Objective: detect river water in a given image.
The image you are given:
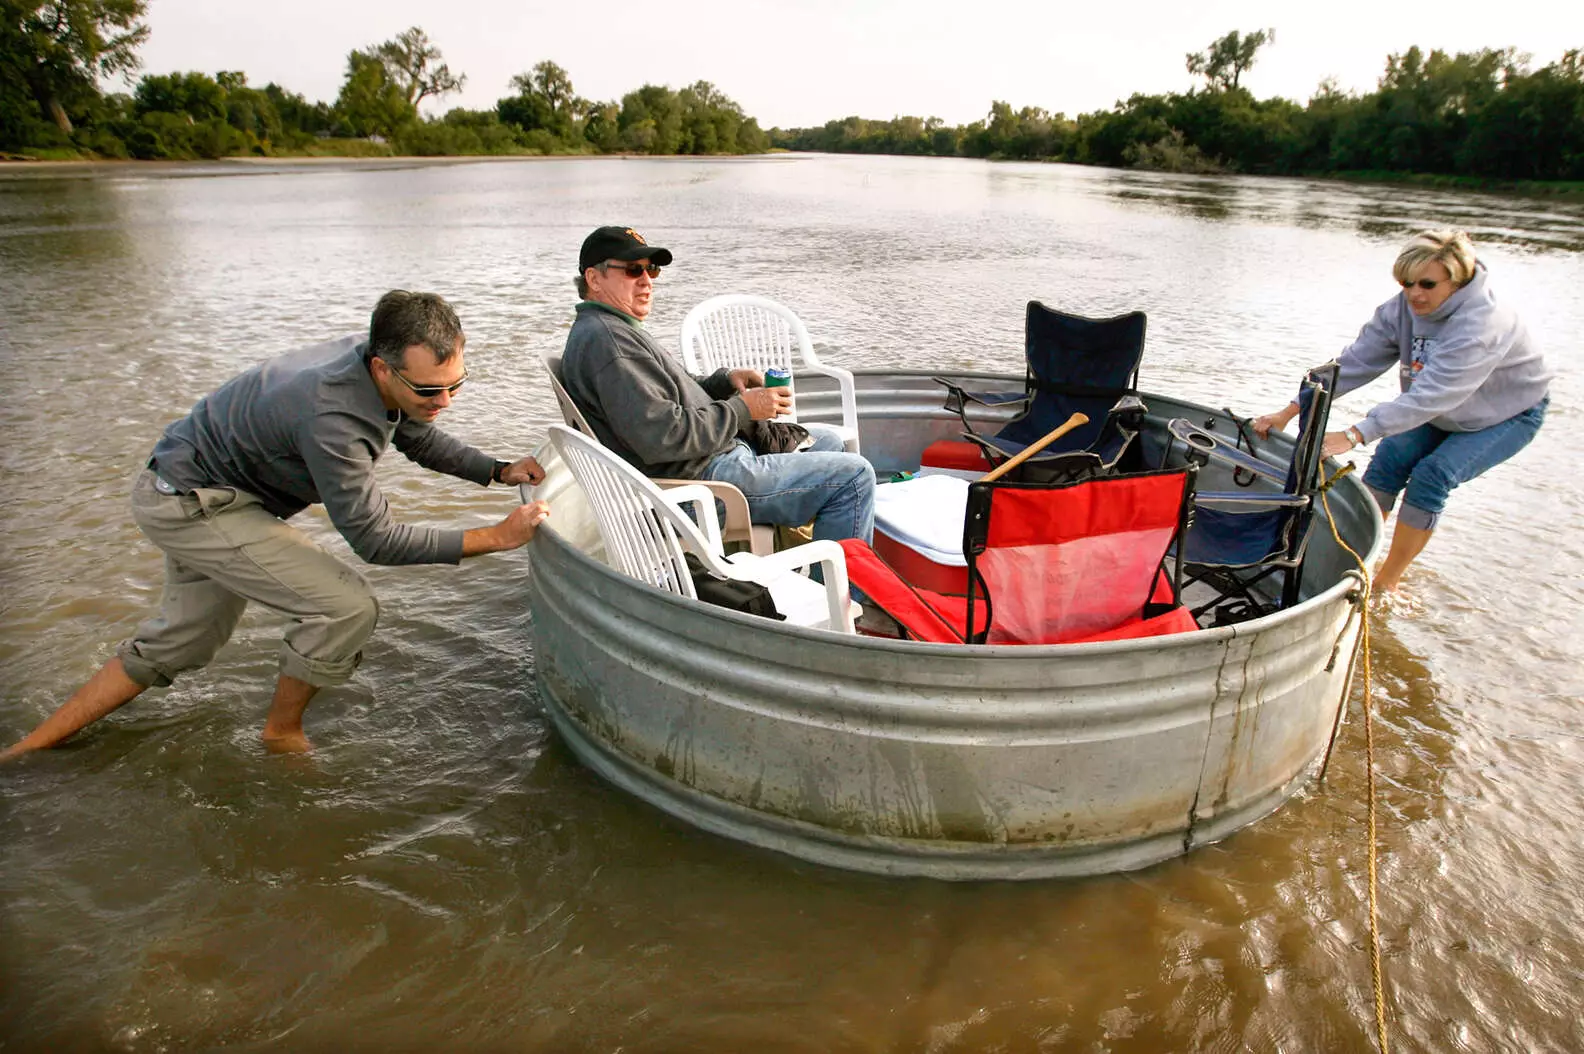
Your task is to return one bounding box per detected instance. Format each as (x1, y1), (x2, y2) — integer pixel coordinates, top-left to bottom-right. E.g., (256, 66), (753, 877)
(1, 155), (1580, 1052)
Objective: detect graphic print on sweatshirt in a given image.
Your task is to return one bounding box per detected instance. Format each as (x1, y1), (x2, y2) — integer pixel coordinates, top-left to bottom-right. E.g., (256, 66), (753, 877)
(1401, 335), (1432, 388)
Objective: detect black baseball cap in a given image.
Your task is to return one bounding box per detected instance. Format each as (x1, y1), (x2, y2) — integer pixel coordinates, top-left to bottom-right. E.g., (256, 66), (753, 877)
(578, 226), (674, 273)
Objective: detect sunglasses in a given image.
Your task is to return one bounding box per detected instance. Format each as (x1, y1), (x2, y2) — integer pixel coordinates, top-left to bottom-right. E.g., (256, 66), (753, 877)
(1400, 277), (1447, 290)
(388, 364), (468, 399)
(603, 261), (662, 279)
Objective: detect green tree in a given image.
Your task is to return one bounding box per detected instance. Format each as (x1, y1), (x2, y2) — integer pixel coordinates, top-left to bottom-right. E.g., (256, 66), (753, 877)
(1333, 46), (1514, 173)
(1186, 28), (1275, 92)
(3, 0), (149, 136)
(334, 48), (416, 138)
(133, 70), (224, 120)
(374, 26), (464, 108)
(500, 61), (576, 138)
(1460, 50), (1584, 179)
(581, 100), (621, 151)
(618, 83), (683, 153)
(263, 81), (333, 141)
(676, 79), (764, 154)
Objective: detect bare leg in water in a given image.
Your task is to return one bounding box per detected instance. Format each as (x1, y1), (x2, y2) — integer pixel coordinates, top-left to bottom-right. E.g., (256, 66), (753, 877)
(2, 661), (321, 760)
(1374, 522), (1433, 595)
(261, 675), (319, 754)
(0, 658), (146, 762)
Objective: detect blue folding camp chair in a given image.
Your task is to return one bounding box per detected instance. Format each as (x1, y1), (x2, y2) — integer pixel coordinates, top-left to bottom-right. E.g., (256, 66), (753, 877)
(928, 302), (1148, 483)
(1165, 361), (1340, 623)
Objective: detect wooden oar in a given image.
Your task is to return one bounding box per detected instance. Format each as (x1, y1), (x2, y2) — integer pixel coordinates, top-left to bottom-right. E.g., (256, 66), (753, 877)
(979, 412), (1089, 482)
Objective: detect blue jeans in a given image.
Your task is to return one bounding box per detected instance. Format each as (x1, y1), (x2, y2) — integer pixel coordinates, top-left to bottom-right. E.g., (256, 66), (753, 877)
(1363, 396), (1547, 531)
(702, 423), (876, 544)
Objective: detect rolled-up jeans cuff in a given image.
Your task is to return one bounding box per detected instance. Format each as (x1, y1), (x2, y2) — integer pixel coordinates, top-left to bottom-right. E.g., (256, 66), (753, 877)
(279, 645), (362, 687)
(1398, 503), (1439, 531)
(116, 644), (174, 688)
(1366, 485), (1397, 516)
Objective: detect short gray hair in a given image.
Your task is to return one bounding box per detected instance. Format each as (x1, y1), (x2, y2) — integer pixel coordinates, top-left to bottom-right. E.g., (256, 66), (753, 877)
(574, 262), (612, 300)
(367, 290), (464, 366)
(1393, 230), (1478, 287)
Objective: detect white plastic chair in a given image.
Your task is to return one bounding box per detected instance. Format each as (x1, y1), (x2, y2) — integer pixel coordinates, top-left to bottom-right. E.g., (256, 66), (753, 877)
(548, 425), (856, 633)
(679, 294), (861, 453)
(538, 348), (774, 557)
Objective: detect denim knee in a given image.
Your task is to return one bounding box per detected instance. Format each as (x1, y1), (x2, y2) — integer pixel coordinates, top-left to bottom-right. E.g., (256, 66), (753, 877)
(1401, 455), (1459, 518)
(816, 457), (876, 544)
(1362, 439), (1417, 497)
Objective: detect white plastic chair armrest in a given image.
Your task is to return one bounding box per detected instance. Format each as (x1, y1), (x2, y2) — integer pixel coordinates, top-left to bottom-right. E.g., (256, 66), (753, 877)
(658, 484), (725, 553)
(725, 539), (853, 632)
(653, 477), (770, 555)
(796, 361), (860, 438)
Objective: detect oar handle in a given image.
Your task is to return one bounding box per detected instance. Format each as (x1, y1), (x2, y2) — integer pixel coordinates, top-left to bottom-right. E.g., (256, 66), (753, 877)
(979, 412), (1089, 482)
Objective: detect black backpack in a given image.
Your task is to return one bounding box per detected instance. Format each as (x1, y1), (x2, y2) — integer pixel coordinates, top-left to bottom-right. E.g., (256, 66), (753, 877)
(684, 553), (785, 621)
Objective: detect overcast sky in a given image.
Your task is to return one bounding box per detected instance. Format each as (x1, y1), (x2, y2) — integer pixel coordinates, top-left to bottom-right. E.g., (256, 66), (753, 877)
(137, 0), (1578, 128)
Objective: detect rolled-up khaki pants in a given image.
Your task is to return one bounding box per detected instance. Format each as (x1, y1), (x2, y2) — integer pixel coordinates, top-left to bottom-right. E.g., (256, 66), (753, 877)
(117, 470), (379, 688)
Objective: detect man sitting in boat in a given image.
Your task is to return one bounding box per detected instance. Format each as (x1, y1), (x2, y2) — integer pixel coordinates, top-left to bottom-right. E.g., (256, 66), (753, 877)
(560, 225), (876, 545)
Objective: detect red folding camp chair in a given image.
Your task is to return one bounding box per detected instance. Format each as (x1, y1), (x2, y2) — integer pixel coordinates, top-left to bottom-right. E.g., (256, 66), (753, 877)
(843, 467), (1198, 645)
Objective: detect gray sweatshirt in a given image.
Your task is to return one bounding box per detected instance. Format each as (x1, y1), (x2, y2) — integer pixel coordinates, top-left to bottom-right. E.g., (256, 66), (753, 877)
(561, 300), (749, 478)
(148, 336), (495, 565)
(1334, 264), (1553, 443)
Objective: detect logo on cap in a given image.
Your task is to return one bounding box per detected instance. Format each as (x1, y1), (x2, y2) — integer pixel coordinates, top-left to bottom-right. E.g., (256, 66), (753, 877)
(625, 229), (646, 245)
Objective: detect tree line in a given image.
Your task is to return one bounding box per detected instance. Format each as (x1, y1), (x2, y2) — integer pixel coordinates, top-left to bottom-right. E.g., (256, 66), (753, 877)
(772, 32), (1584, 183)
(2, 5), (767, 159)
(4, 9), (1581, 184)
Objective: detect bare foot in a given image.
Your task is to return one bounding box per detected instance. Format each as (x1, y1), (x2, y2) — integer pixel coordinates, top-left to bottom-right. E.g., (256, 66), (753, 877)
(262, 728), (312, 754)
(1369, 587), (1424, 617)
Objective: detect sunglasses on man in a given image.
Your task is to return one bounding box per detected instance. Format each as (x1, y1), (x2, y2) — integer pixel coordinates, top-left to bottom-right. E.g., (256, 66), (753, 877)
(388, 365), (469, 399)
(602, 261), (663, 279)
(1399, 277), (1447, 290)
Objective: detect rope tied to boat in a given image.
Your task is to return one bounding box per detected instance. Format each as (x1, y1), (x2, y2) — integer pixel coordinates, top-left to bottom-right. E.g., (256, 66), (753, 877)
(1317, 461), (1358, 493)
(1318, 475), (1390, 1054)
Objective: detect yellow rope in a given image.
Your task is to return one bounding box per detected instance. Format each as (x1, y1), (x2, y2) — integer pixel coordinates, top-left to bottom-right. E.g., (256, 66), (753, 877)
(1319, 467), (1389, 1054)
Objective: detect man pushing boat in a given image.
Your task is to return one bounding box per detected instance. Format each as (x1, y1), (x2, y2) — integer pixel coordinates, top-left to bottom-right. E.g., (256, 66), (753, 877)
(2, 291), (550, 760)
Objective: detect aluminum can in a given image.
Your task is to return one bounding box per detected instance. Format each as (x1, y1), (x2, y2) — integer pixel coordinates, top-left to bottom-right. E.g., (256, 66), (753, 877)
(764, 368), (791, 388)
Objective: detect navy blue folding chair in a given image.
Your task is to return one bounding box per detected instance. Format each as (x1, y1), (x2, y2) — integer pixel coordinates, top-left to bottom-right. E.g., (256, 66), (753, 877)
(1166, 361), (1340, 623)
(930, 302), (1148, 483)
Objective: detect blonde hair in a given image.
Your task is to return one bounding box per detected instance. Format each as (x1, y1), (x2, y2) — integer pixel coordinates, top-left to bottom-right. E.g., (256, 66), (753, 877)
(1392, 229), (1477, 286)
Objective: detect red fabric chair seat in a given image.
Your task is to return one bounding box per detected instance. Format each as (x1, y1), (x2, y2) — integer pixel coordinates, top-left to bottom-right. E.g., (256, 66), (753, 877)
(843, 469), (1201, 646)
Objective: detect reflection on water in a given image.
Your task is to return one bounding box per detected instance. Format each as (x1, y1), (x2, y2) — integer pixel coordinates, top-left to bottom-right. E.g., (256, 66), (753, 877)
(1094, 166), (1584, 253)
(2, 155), (1583, 1051)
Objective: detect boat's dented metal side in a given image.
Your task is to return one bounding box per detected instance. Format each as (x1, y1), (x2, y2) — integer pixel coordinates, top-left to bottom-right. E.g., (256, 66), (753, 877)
(528, 523), (1362, 879)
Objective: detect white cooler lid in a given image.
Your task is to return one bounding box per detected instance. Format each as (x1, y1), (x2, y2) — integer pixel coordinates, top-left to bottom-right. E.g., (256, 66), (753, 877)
(872, 474), (970, 567)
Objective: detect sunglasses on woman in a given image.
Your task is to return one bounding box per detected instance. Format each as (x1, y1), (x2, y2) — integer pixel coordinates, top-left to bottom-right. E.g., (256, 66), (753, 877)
(603, 261), (663, 279)
(389, 365), (468, 398)
(1400, 277), (1447, 290)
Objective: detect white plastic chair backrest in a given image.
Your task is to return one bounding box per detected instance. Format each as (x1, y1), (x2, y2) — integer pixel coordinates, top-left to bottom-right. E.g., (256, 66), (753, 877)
(549, 424), (723, 599)
(539, 348), (596, 437)
(680, 293), (815, 380)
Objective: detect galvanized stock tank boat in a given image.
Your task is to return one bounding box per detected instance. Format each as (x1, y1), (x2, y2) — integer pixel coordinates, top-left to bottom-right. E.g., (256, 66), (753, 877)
(524, 369), (1383, 880)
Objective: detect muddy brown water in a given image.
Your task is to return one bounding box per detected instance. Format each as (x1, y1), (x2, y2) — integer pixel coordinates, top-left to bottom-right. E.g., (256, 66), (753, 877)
(1, 155), (1581, 1052)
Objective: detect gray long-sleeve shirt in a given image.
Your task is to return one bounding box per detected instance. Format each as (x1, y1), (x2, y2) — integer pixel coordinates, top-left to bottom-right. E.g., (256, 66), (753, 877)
(1333, 264), (1553, 443)
(148, 336), (495, 565)
(561, 300), (749, 478)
